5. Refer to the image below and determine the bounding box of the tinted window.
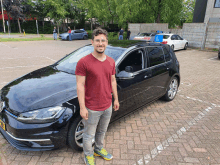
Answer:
[140,33,151,36]
[176,35,183,40]
[147,47,165,67]
[171,35,177,40]
[118,49,144,72]
[163,47,171,61]
[56,46,125,74]
[163,35,170,39]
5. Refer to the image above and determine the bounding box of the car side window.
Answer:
[163,47,171,61]
[171,35,177,40]
[118,49,144,73]
[147,47,165,67]
[176,35,183,40]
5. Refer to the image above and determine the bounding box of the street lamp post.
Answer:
[0,0,6,33]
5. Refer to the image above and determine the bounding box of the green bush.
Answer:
[87,30,93,39]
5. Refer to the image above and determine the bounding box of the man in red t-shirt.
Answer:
[68,26,72,41]
[75,28,119,165]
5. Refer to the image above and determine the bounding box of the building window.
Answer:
[214,0,220,8]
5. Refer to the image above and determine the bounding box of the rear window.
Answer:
[147,47,165,67]
[163,35,170,39]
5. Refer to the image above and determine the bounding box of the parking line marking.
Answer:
[0,43,18,49]
[208,57,218,60]
[44,56,57,62]
[134,106,213,165]
[0,82,8,85]
[179,95,220,107]
[0,65,46,70]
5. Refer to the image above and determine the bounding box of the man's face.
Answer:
[91,34,108,54]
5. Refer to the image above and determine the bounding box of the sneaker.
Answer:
[84,155,95,165]
[94,148,113,160]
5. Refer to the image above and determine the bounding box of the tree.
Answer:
[181,0,195,23]
[76,0,183,28]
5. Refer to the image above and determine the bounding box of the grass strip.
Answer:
[0,37,54,42]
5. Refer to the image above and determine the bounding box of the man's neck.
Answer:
[92,52,106,60]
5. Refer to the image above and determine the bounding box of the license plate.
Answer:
[0,119,6,131]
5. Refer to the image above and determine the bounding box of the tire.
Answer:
[171,45,174,50]
[67,36,69,41]
[67,115,95,151]
[83,35,88,40]
[162,77,179,101]
[184,43,188,50]
[67,115,84,151]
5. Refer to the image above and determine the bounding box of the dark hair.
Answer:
[92,28,108,40]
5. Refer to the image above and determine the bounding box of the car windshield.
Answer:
[163,35,170,39]
[55,46,126,74]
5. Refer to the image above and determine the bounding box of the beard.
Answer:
[95,46,105,54]
[95,49,104,54]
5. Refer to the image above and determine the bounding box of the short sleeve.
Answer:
[112,61,116,75]
[75,58,86,76]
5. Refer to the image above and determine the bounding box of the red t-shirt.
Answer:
[75,53,116,111]
[68,29,71,33]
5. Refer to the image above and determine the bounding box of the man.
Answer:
[68,26,72,41]
[118,28,124,40]
[127,28,131,40]
[75,28,119,165]
[53,27,58,40]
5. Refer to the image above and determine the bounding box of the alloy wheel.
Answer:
[167,78,178,100]
[75,119,95,148]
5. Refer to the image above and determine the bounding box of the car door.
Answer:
[171,35,179,50]
[111,48,152,121]
[145,46,170,97]
[78,30,84,39]
[72,30,81,39]
[176,35,185,49]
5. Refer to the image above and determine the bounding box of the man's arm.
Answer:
[111,74,119,111]
[76,75,88,120]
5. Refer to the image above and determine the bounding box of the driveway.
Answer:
[0,41,220,165]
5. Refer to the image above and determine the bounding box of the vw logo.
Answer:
[0,101,5,112]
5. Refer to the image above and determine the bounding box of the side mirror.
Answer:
[117,71,134,79]
[125,66,133,73]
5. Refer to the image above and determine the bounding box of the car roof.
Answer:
[157,33,173,35]
[85,42,169,49]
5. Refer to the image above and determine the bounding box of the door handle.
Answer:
[144,75,148,78]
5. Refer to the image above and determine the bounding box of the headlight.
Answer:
[17,106,66,123]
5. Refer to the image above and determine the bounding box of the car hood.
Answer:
[1,66,77,113]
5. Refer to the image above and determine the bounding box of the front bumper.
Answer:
[0,108,73,151]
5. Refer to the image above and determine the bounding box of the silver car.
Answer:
[59,29,88,40]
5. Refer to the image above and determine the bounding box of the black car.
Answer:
[0,42,180,151]
[218,47,220,59]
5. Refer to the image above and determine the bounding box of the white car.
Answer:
[157,33,188,51]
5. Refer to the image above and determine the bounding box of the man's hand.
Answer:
[113,100,119,111]
[80,108,88,120]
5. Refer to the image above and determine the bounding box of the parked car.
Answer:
[218,47,220,59]
[0,42,180,151]
[133,32,158,41]
[59,29,88,40]
[156,33,188,51]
